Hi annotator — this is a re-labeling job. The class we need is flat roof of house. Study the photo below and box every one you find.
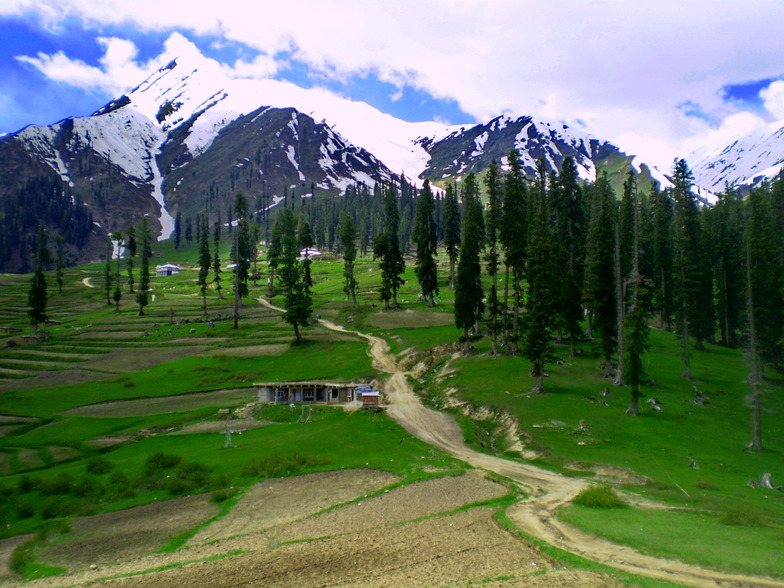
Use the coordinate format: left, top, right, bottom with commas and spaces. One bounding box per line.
253, 381, 355, 389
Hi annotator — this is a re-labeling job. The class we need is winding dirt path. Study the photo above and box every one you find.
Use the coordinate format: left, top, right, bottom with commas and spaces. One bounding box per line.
261, 298, 784, 587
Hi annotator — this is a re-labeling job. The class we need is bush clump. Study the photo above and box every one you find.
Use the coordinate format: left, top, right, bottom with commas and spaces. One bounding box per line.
144, 452, 182, 476
242, 454, 331, 478
86, 456, 114, 474
720, 504, 767, 527
573, 484, 626, 508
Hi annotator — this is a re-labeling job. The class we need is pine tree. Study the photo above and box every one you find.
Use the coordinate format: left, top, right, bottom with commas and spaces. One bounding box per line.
623, 175, 650, 415
267, 218, 283, 297
746, 182, 784, 372
135, 220, 152, 316
103, 239, 113, 306
54, 235, 65, 295
232, 192, 251, 328
551, 156, 585, 356
484, 160, 503, 354
111, 231, 123, 313
501, 150, 527, 355
277, 209, 312, 344
412, 179, 439, 306
442, 183, 461, 290
27, 225, 49, 334
651, 184, 674, 330
374, 184, 405, 309
583, 174, 617, 377
454, 173, 484, 354
126, 225, 136, 294
339, 212, 358, 304
708, 189, 744, 347
522, 163, 555, 392
174, 211, 182, 250
213, 221, 224, 300
671, 159, 706, 379
198, 216, 211, 319
298, 220, 314, 296
614, 170, 637, 385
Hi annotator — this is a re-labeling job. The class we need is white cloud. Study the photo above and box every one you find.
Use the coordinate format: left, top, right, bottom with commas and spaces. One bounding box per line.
761, 80, 784, 120
8, 0, 784, 166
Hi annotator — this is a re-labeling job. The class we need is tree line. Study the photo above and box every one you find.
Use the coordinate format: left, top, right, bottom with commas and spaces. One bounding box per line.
315, 154, 781, 451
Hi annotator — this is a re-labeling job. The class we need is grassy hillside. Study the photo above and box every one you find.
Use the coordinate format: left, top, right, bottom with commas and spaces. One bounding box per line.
0, 238, 782, 583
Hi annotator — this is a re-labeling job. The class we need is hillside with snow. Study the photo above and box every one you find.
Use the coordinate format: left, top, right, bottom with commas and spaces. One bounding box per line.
5, 46, 763, 272
690, 119, 784, 192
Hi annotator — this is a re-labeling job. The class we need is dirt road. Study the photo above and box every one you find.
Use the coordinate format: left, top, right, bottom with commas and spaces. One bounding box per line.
309, 306, 784, 588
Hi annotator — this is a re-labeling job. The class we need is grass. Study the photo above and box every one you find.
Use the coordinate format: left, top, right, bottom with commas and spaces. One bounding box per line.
1, 241, 783, 583
560, 504, 784, 579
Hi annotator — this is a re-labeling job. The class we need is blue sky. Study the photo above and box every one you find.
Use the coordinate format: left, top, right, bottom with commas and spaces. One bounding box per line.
3, 1, 784, 167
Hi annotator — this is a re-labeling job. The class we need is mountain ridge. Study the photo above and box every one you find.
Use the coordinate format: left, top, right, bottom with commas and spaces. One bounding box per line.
2, 50, 781, 272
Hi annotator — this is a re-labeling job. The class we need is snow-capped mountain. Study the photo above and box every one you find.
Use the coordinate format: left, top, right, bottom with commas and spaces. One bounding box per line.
690, 119, 784, 192
0, 48, 667, 271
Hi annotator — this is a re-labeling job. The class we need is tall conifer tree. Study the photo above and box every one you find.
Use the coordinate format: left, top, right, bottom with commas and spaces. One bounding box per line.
484, 160, 503, 354
28, 225, 49, 334
501, 150, 527, 355
442, 183, 461, 290
583, 174, 617, 377
454, 173, 484, 354
198, 216, 211, 319
135, 220, 152, 316
522, 162, 554, 392
413, 179, 439, 306
339, 212, 358, 304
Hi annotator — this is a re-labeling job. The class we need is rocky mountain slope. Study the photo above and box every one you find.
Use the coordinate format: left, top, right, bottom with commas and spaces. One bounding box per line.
6, 47, 777, 272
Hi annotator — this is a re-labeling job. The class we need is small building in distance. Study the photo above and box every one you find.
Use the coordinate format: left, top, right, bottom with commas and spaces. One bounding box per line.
254, 381, 356, 405
156, 264, 181, 277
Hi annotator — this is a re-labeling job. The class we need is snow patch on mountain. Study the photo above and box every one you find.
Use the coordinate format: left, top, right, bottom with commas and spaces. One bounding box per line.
690, 119, 784, 191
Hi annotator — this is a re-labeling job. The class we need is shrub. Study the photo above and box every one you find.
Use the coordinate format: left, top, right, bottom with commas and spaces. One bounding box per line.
177, 462, 211, 486
144, 452, 182, 476
695, 480, 720, 491
210, 488, 239, 504
241, 454, 330, 478
720, 504, 767, 527
10, 539, 36, 573
17, 476, 40, 493
40, 473, 75, 496
73, 475, 105, 499
86, 456, 114, 474
165, 478, 191, 496
40, 497, 76, 519
14, 499, 35, 519
573, 485, 625, 508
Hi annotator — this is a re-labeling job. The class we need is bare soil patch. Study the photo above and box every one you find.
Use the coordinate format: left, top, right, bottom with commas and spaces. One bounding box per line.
188, 469, 400, 545
37, 495, 219, 570
48, 446, 80, 462
17, 448, 44, 469
365, 308, 453, 329
0, 369, 104, 392
203, 344, 288, 358
86, 434, 134, 448
0, 415, 38, 424
65, 388, 257, 418
269, 469, 507, 544
82, 346, 206, 373
0, 534, 33, 585
97, 508, 562, 588
171, 419, 269, 435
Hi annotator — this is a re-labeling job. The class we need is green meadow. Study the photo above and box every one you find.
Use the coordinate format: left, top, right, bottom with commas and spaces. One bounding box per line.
0, 240, 782, 584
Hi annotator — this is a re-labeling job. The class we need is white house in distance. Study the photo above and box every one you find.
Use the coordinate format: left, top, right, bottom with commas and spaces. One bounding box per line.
156, 263, 181, 277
